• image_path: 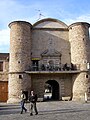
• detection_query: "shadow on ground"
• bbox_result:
[0,103,90,116]
[0,104,21,115]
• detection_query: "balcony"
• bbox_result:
[25,63,81,74]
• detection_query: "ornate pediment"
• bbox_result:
[41,49,61,57]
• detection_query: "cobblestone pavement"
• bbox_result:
[0,101,90,120]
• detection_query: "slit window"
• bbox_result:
[0,61,3,71]
[86,75,88,78]
[19,75,23,79]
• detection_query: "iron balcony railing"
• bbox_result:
[29,63,80,72]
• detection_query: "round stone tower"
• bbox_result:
[7,21,32,103]
[69,22,90,101]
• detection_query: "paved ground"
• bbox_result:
[0,101,90,120]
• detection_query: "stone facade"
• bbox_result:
[7,21,32,103]
[69,22,90,100]
[0,18,90,103]
[0,53,9,102]
[0,53,9,82]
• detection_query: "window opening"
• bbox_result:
[32,60,39,71]
[0,61,3,71]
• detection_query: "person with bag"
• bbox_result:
[20,91,27,114]
[29,91,38,116]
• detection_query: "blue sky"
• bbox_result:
[0,0,90,53]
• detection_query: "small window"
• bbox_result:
[0,61,3,71]
[88,87,90,93]
[86,75,88,78]
[19,75,23,79]
[18,61,21,63]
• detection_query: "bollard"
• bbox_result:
[85,92,87,103]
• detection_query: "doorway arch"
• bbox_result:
[45,80,59,100]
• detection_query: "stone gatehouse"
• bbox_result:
[0,18,90,103]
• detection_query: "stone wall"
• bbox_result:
[32,24,71,65]
[72,72,90,101]
[0,19,90,102]
[69,22,90,68]
[69,22,90,101]
[0,53,9,82]
[9,21,32,72]
[31,74,72,99]
[8,21,32,103]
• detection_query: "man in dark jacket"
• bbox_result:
[29,91,38,116]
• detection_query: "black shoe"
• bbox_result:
[30,113,33,116]
[25,109,27,113]
[20,111,23,114]
[35,112,38,115]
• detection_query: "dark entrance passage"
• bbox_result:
[44,80,59,100]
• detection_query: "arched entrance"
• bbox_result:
[44,80,59,100]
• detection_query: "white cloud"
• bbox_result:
[1,0,90,53]
[0,28,10,53]
[0,28,10,46]
[64,14,90,25]
[0,0,47,28]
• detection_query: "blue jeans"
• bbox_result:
[21,100,27,113]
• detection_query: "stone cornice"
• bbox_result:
[69,22,90,29]
[32,27,69,31]
[8,21,32,28]
[9,72,25,74]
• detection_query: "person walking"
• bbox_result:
[20,91,27,114]
[29,91,38,116]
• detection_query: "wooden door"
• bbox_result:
[0,81,8,102]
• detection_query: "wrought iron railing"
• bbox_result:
[29,63,80,72]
